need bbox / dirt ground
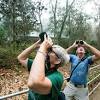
[0,66,28,100]
[89,84,100,100]
[0,65,69,100]
[0,61,100,100]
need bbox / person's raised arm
[28,36,53,94]
[66,41,78,53]
[84,41,100,61]
[17,40,41,67]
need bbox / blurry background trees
[0,0,46,47]
[0,0,99,67]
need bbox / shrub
[0,45,36,68]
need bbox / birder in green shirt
[17,33,70,100]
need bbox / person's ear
[54,59,61,65]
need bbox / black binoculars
[76,40,84,45]
[39,32,48,42]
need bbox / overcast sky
[31,0,100,31]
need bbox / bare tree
[50,0,58,42]
[94,1,100,48]
[58,0,75,40]
[49,0,76,43]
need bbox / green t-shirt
[27,59,63,100]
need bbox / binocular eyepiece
[76,40,84,45]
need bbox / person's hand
[72,41,78,48]
[83,41,88,46]
[82,41,89,48]
[40,35,53,52]
[33,39,41,49]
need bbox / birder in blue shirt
[63,40,100,100]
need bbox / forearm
[86,44,100,58]
[66,45,74,53]
[18,44,35,60]
[28,45,46,84]
[17,41,40,60]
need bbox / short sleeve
[27,59,33,72]
[87,56,93,65]
[47,72,63,98]
[69,54,76,62]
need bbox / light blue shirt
[70,54,93,85]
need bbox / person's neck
[50,64,54,68]
[50,64,57,70]
[77,55,85,59]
